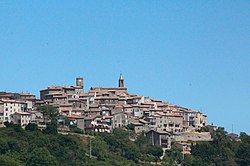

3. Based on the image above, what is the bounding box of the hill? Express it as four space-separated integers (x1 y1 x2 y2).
0 124 249 166
0 124 162 166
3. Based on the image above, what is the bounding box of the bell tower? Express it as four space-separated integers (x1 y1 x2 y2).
76 77 83 87
76 77 84 92
118 73 124 88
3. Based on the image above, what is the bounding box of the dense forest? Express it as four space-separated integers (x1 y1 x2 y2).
0 122 162 166
0 122 249 166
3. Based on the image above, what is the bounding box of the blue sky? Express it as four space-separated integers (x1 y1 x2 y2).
0 1 249 134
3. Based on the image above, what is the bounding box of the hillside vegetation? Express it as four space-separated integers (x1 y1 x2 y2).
164 127 250 166
0 123 162 166
0 123 249 166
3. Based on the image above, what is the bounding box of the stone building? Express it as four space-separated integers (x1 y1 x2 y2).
146 112 183 134
112 112 128 128
40 77 84 102
11 112 31 127
146 130 172 149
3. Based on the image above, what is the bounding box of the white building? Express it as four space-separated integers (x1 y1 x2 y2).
146 112 184 133
0 99 27 123
11 112 31 127
112 112 128 128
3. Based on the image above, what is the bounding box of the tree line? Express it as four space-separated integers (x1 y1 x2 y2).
1 105 249 165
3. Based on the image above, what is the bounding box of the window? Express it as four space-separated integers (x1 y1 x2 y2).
169 124 174 127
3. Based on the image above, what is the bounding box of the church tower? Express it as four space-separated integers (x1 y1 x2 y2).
118 73 124 88
76 77 84 91
76 77 84 87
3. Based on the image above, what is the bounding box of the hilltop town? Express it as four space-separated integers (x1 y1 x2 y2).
0 74 212 153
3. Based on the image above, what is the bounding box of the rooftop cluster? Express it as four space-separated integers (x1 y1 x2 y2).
0 74 210 152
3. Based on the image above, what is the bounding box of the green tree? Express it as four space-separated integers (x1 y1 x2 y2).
7 139 21 152
26 147 58 166
92 136 109 160
4 122 23 132
44 121 58 135
0 139 9 154
240 132 250 143
0 155 22 166
25 123 39 132
182 155 206 166
236 143 250 166
124 141 140 161
37 105 59 123
38 105 59 135
164 146 183 165
162 155 177 166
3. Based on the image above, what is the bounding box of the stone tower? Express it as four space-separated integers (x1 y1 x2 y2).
76 77 84 88
118 73 124 88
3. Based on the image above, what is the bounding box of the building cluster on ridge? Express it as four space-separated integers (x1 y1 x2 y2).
0 74 211 151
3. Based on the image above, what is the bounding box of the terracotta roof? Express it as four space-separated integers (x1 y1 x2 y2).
139 119 150 124
16 112 31 115
130 121 143 126
67 115 80 119
155 112 183 117
95 97 119 100
60 108 71 111
72 108 85 112
115 105 123 108
150 108 162 111
0 99 25 104
104 116 113 119
181 109 196 113
141 102 155 105
68 98 81 101
19 93 35 96
152 130 171 135
54 95 67 98
123 105 132 108
139 105 150 108
79 94 94 97
40 86 63 91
